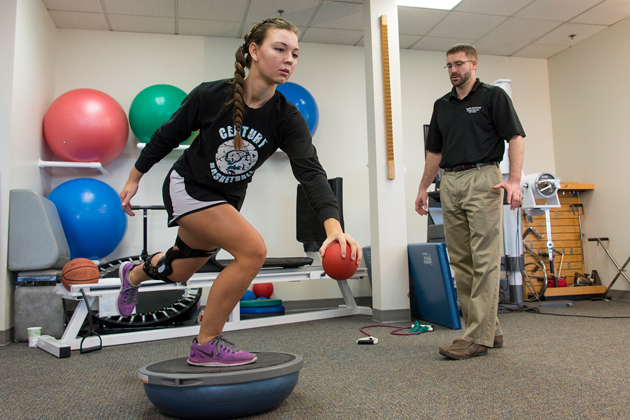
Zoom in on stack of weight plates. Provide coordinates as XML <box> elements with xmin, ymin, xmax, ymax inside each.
<box><xmin>240</xmin><ymin>299</ymin><xmax>285</xmax><ymax>319</ymax></box>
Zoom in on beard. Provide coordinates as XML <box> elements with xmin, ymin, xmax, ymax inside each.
<box><xmin>450</xmin><ymin>69</ymin><xmax>472</xmax><ymax>88</ymax></box>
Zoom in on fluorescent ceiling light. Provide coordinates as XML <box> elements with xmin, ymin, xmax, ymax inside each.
<box><xmin>397</xmin><ymin>0</ymin><xmax>462</xmax><ymax>10</ymax></box>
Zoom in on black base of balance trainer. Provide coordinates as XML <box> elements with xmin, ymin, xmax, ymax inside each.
<box><xmin>138</xmin><ymin>352</ymin><xmax>303</xmax><ymax>420</ymax></box>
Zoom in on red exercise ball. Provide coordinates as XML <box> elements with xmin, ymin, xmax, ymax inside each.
<box><xmin>43</xmin><ymin>89</ymin><xmax>129</xmax><ymax>164</ymax></box>
<box><xmin>253</xmin><ymin>283</ymin><xmax>274</xmax><ymax>299</ymax></box>
<box><xmin>322</xmin><ymin>242</ymin><xmax>358</xmax><ymax>281</ymax></box>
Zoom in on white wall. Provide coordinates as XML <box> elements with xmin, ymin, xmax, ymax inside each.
<box><xmin>548</xmin><ymin>16</ymin><xmax>630</xmax><ymax>293</ymax></box>
<box><xmin>1</xmin><ymin>17</ymin><xmax>558</xmax><ymax>336</ymax></box>
<box><xmin>1</xmin><ymin>0</ymin><xmax>57</xmax><ymax>338</ymax></box>
<box><xmin>0</xmin><ymin>0</ymin><xmax>18</xmax><ymax>340</ymax></box>
<box><xmin>48</xmin><ymin>29</ymin><xmax>556</xmax><ymax>302</ymax></box>
<box><xmin>47</xmin><ymin>29</ymin><xmax>556</xmax><ymax>303</ymax></box>
<box><xmin>50</xmin><ymin>30</ymin><xmax>373</xmax><ymax>301</ymax></box>
<box><xmin>10</xmin><ymin>0</ymin><xmax>57</xmax><ymax>192</ymax></box>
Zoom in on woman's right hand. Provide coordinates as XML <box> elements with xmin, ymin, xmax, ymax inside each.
<box><xmin>120</xmin><ymin>167</ymin><xmax>144</xmax><ymax>216</ymax></box>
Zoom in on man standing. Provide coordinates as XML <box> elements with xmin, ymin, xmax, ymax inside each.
<box><xmin>415</xmin><ymin>44</ymin><xmax>525</xmax><ymax>360</ymax></box>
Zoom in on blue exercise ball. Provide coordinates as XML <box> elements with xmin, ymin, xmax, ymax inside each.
<box><xmin>276</xmin><ymin>82</ymin><xmax>319</xmax><ymax>136</ymax></box>
<box><xmin>48</xmin><ymin>178</ymin><xmax>127</xmax><ymax>260</ymax></box>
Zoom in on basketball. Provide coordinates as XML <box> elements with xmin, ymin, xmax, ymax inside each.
<box><xmin>61</xmin><ymin>258</ymin><xmax>100</xmax><ymax>291</ymax></box>
<box><xmin>322</xmin><ymin>242</ymin><xmax>358</xmax><ymax>281</ymax></box>
<box><xmin>253</xmin><ymin>283</ymin><xmax>274</xmax><ymax>299</ymax></box>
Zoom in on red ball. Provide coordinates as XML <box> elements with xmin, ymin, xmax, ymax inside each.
<box><xmin>322</xmin><ymin>242</ymin><xmax>358</xmax><ymax>280</ymax></box>
<box><xmin>253</xmin><ymin>283</ymin><xmax>274</xmax><ymax>299</ymax></box>
<box><xmin>61</xmin><ymin>258</ymin><xmax>100</xmax><ymax>291</ymax></box>
<box><xmin>43</xmin><ymin>89</ymin><xmax>129</xmax><ymax>164</ymax></box>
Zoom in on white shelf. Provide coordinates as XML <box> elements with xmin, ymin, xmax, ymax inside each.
<box><xmin>136</xmin><ymin>143</ymin><xmax>189</xmax><ymax>151</ymax></box>
<box><xmin>38</xmin><ymin>159</ymin><xmax>108</xmax><ymax>175</ymax></box>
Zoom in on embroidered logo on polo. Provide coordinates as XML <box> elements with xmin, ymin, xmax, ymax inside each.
<box><xmin>466</xmin><ymin>106</ymin><xmax>481</xmax><ymax>114</ymax></box>
<box><xmin>211</xmin><ymin>124</ymin><xmax>269</xmax><ymax>183</ymax></box>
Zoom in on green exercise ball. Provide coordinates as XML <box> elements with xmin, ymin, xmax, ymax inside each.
<box><xmin>129</xmin><ymin>84</ymin><xmax>195</xmax><ymax>144</ymax></box>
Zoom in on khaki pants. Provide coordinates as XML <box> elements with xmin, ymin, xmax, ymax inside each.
<box><xmin>439</xmin><ymin>164</ymin><xmax>503</xmax><ymax>348</ymax></box>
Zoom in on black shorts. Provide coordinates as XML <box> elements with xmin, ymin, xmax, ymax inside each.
<box><xmin>162</xmin><ymin>168</ymin><xmax>245</xmax><ymax>227</ymax></box>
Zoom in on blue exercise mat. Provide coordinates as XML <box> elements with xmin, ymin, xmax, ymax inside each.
<box><xmin>407</xmin><ymin>243</ymin><xmax>461</xmax><ymax>330</ymax></box>
<box><xmin>240</xmin><ymin>305</ymin><xmax>285</xmax><ymax>314</ymax></box>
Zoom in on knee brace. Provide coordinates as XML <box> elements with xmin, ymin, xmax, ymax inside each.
<box><xmin>142</xmin><ymin>236</ymin><xmax>217</xmax><ymax>283</ymax></box>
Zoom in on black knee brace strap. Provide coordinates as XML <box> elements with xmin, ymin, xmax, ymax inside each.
<box><xmin>142</xmin><ymin>236</ymin><xmax>217</xmax><ymax>283</ymax></box>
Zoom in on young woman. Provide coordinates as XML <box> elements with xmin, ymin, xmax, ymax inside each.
<box><xmin>117</xmin><ymin>18</ymin><xmax>361</xmax><ymax>367</ymax></box>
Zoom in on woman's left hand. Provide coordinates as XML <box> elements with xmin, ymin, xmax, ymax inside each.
<box><xmin>319</xmin><ymin>232</ymin><xmax>362</xmax><ymax>265</ymax></box>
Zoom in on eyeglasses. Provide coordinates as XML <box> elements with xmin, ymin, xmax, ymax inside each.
<box><xmin>444</xmin><ymin>60</ymin><xmax>473</xmax><ymax>70</ymax></box>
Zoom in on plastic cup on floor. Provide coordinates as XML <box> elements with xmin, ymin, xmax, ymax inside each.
<box><xmin>27</xmin><ymin>327</ymin><xmax>42</xmax><ymax>348</ymax></box>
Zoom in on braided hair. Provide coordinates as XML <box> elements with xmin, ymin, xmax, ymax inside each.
<box><xmin>228</xmin><ymin>18</ymin><xmax>299</xmax><ymax>150</ymax></box>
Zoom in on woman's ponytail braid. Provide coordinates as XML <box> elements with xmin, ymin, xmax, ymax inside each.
<box><xmin>231</xmin><ymin>42</ymin><xmax>248</xmax><ymax>150</ymax></box>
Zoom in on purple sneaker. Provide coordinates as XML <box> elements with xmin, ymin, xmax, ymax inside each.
<box><xmin>187</xmin><ymin>335</ymin><xmax>257</xmax><ymax>367</ymax></box>
<box><xmin>117</xmin><ymin>262</ymin><xmax>139</xmax><ymax>317</ymax></box>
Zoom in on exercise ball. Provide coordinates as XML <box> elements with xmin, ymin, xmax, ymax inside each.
<box><xmin>43</xmin><ymin>89</ymin><xmax>128</xmax><ymax>164</ymax></box>
<box><xmin>48</xmin><ymin>178</ymin><xmax>127</xmax><ymax>260</ymax></box>
<box><xmin>61</xmin><ymin>258</ymin><xmax>100</xmax><ymax>291</ymax></box>
<box><xmin>129</xmin><ymin>84</ymin><xmax>194</xmax><ymax>144</ymax></box>
<box><xmin>253</xmin><ymin>283</ymin><xmax>274</xmax><ymax>299</ymax></box>
<box><xmin>322</xmin><ymin>242</ymin><xmax>358</xmax><ymax>281</ymax></box>
<box><xmin>276</xmin><ymin>82</ymin><xmax>319</xmax><ymax>136</ymax></box>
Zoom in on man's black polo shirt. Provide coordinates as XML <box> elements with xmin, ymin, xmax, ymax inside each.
<box><xmin>425</xmin><ymin>78</ymin><xmax>526</xmax><ymax>169</ymax></box>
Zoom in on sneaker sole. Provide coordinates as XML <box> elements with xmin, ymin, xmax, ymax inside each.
<box><xmin>186</xmin><ymin>356</ymin><xmax>258</xmax><ymax>367</ymax></box>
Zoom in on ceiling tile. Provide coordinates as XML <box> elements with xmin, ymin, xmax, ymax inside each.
<box><xmin>41</xmin><ymin>0</ymin><xmax>630</xmax><ymax>58</ymax></box>
<box><xmin>534</xmin><ymin>22</ymin><xmax>607</xmax><ymax>45</ymax></box>
<box><xmin>515</xmin><ymin>0</ymin><xmax>602</xmax><ymax>21</ymax></box>
<box><xmin>309</xmin><ymin>1</ymin><xmax>363</xmax><ymax>30</ymax></box>
<box><xmin>453</xmin><ymin>0</ymin><xmax>534</xmax><ymax>16</ymax></box>
<box><xmin>411</xmin><ymin>36</ymin><xmax>477</xmax><ymax>52</ymax></box>
<box><xmin>103</xmin><ymin>0</ymin><xmax>174</xmax><ymax>17</ymax></box>
<box><xmin>43</xmin><ymin>0</ymin><xmax>103</xmax><ymax>13</ymax></box>
<box><xmin>245</xmin><ymin>0</ymin><xmax>320</xmax><ymax>26</ymax></box>
<box><xmin>512</xmin><ymin>44</ymin><xmax>569</xmax><ymax>58</ymax></box>
<box><xmin>427</xmin><ymin>12</ymin><xmax>506</xmax><ymax>39</ymax></box>
<box><xmin>178</xmin><ymin>19</ymin><xmax>241</xmax><ymax>37</ymax></box>
<box><xmin>109</xmin><ymin>14</ymin><xmax>174</xmax><ymax>34</ymax></box>
<box><xmin>48</xmin><ymin>10</ymin><xmax>109</xmax><ymax>30</ymax></box>
<box><xmin>300</xmin><ymin>27</ymin><xmax>363</xmax><ymax>45</ymax></box>
<box><xmin>571</xmin><ymin>0</ymin><xmax>630</xmax><ymax>25</ymax></box>
<box><xmin>178</xmin><ymin>0</ymin><xmax>248</xmax><ymax>21</ymax></box>
<box><xmin>475</xmin><ymin>17</ymin><xmax>561</xmax><ymax>55</ymax></box>
<box><xmin>399</xmin><ymin>34</ymin><xmax>422</xmax><ymax>49</ymax></box>
<box><xmin>397</xmin><ymin>7</ymin><xmax>448</xmax><ymax>36</ymax></box>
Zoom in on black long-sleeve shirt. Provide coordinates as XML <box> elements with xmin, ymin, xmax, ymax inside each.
<box><xmin>135</xmin><ymin>79</ymin><xmax>339</xmax><ymax>224</ymax></box>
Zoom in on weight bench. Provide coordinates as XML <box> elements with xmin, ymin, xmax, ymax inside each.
<box><xmin>41</xmin><ymin>267</ymin><xmax>370</xmax><ymax>356</ymax></box>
